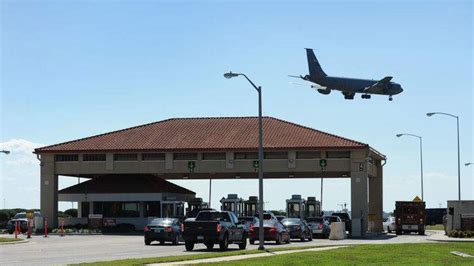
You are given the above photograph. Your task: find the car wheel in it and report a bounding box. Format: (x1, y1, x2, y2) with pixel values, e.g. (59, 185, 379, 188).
(238, 236, 247, 250)
(419, 230, 425, 235)
(205, 242, 214, 250)
(159, 240, 165, 245)
(276, 234, 281, 244)
(285, 235, 290, 244)
(185, 241, 194, 251)
(300, 236, 305, 242)
(172, 234, 179, 245)
(145, 239, 152, 246)
(219, 234, 229, 251)
(387, 226, 392, 233)
(308, 233, 313, 241)
(396, 230, 402, 235)
(249, 239, 255, 245)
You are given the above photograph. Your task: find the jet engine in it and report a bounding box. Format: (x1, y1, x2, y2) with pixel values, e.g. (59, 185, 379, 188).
(317, 88, 331, 95)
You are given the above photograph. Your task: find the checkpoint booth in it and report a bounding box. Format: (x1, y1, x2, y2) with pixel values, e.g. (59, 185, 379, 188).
(306, 196, 321, 218)
(243, 196, 259, 217)
(286, 194, 306, 219)
(187, 197, 208, 214)
(220, 194, 244, 217)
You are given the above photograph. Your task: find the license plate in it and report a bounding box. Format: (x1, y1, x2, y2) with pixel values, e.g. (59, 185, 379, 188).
(313, 229, 322, 233)
(197, 236, 204, 240)
(154, 229, 162, 232)
(402, 225, 418, 230)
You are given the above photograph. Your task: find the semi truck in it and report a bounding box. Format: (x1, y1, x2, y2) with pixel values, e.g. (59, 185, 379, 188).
(394, 199, 426, 235)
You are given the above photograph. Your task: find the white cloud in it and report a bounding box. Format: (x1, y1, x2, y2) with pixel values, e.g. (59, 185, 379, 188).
(0, 139, 44, 209)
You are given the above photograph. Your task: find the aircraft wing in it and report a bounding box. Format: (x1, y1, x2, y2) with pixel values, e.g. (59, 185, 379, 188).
(363, 76, 392, 93)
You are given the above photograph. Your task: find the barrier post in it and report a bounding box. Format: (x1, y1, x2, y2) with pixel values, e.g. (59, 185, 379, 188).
(14, 221, 18, 239)
(60, 220, 64, 237)
(27, 220, 32, 238)
(44, 218, 48, 238)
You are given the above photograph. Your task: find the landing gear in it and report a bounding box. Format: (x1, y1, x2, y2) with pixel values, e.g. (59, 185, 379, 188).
(361, 94, 371, 99)
(389, 96, 393, 101)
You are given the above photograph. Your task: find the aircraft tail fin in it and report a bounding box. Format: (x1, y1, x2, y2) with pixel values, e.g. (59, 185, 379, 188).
(305, 48, 327, 80)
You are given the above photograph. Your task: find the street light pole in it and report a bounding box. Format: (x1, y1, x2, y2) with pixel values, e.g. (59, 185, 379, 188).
(396, 134, 424, 200)
(427, 112, 461, 200)
(224, 71, 265, 250)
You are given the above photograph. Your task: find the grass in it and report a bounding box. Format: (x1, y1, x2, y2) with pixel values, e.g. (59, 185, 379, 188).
(427, 224, 445, 230)
(211, 243, 474, 265)
(72, 244, 331, 266)
(0, 237, 22, 243)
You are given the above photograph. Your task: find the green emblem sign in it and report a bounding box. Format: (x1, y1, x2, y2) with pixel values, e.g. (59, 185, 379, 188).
(253, 160, 259, 169)
(188, 161, 196, 172)
(319, 159, 327, 168)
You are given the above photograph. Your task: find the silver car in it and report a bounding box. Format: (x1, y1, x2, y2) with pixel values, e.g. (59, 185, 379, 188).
(383, 216, 396, 233)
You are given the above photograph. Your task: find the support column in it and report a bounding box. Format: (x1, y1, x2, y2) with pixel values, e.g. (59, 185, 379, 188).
(77, 201, 82, 218)
(139, 201, 145, 218)
(368, 160, 383, 232)
(40, 154, 58, 228)
(350, 150, 369, 237)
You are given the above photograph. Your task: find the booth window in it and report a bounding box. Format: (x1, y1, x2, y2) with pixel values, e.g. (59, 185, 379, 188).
(142, 153, 165, 161)
(173, 153, 197, 160)
(326, 151, 351, 158)
(296, 151, 320, 159)
(83, 154, 106, 161)
(114, 153, 138, 161)
(55, 154, 79, 162)
(264, 152, 287, 159)
(145, 201, 161, 217)
(235, 152, 258, 160)
(202, 152, 226, 160)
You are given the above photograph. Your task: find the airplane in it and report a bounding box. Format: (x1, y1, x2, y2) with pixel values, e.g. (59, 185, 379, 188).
(291, 48, 404, 101)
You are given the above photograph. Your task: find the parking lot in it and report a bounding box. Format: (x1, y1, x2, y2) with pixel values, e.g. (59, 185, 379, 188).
(0, 231, 440, 265)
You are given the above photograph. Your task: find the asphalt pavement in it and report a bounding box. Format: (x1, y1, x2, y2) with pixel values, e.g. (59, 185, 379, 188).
(0, 231, 440, 265)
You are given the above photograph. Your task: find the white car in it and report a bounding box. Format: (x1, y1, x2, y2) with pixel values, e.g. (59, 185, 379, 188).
(383, 216, 396, 233)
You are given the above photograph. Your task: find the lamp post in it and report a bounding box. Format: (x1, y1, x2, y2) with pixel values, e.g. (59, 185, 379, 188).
(224, 71, 265, 250)
(426, 112, 461, 200)
(396, 133, 424, 200)
(1, 150, 10, 155)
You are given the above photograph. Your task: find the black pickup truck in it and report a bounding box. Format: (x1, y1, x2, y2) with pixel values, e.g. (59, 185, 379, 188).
(182, 210, 248, 251)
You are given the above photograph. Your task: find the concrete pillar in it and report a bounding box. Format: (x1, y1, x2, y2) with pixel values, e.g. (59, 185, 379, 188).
(226, 152, 234, 169)
(40, 154, 58, 228)
(350, 150, 369, 237)
(165, 153, 173, 170)
(368, 160, 383, 232)
(90, 202, 94, 215)
(288, 151, 296, 169)
(106, 153, 113, 170)
(77, 201, 82, 218)
(139, 201, 145, 217)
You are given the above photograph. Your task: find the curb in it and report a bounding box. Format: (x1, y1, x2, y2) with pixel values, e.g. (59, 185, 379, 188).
(0, 239, 29, 245)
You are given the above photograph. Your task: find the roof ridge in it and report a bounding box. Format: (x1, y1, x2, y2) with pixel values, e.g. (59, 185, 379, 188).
(267, 117, 368, 147)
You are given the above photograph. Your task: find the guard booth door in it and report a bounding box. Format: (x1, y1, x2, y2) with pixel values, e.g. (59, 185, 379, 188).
(161, 202, 185, 218)
(287, 202, 303, 218)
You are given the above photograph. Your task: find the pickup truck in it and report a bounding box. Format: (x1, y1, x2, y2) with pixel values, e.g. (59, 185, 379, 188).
(182, 210, 248, 251)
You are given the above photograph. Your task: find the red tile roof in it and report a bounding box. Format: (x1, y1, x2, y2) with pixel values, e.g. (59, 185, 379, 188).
(59, 174, 195, 194)
(35, 117, 368, 153)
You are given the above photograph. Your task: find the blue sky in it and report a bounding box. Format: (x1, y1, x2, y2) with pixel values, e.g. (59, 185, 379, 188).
(1, 1, 472, 212)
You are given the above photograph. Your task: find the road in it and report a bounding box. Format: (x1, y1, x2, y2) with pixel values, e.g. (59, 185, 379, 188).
(0, 231, 439, 265)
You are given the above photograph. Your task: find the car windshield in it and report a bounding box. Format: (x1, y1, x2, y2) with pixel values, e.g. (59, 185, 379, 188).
(196, 212, 229, 221)
(325, 216, 339, 223)
(281, 218, 301, 225)
(151, 218, 176, 225)
(240, 217, 255, 222)
(333, 213, 350, 220)
(307, 217, 323, 223)
(13, 213, 26, 219)
(263, 213, 274, 220)
(263, 220, 278, 226)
